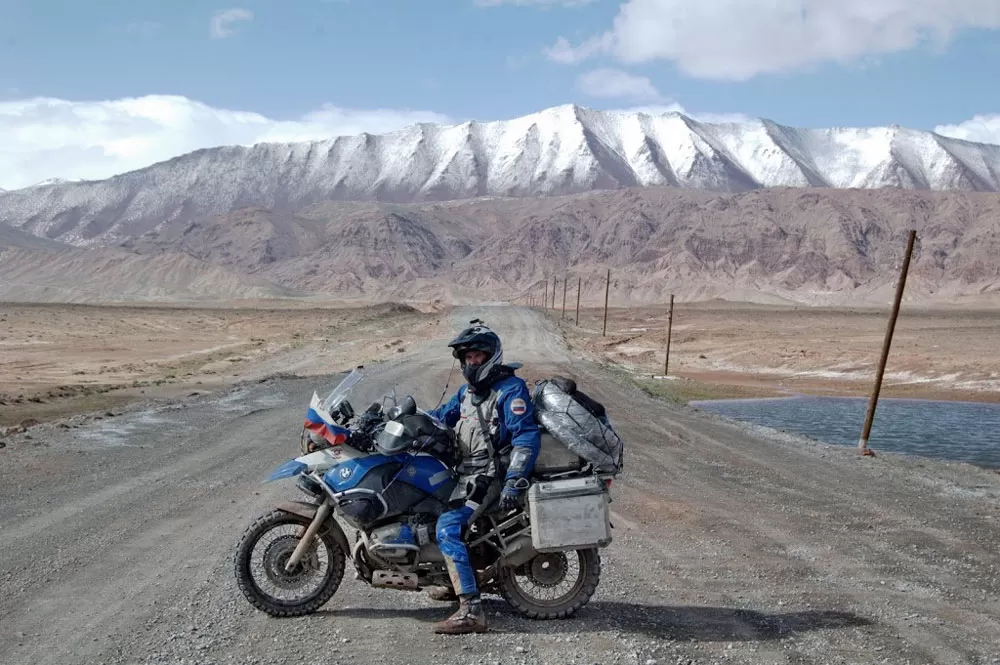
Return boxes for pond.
[690,395,1000,470]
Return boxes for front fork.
[284,498,333,572]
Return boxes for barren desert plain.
[3,298,999,433]
[557,300,1000,404]
[0,300,449,429]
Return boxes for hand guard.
[498,476,530,511]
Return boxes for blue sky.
[2,0,1000,189]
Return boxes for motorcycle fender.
[274,500,350,554]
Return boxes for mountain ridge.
[4,104,1000,248]
[112,185,1000,307]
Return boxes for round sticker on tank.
[510,398,527,416]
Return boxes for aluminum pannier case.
[528,475,612,552]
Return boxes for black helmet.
[448,319,504,389]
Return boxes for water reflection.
[691,395,1000,469]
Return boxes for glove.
[498,477,530,511]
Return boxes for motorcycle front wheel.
[233,509,346,617]
[499,548,601,619]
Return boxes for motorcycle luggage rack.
[467,512,530,553]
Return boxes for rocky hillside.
[0,238,301,304]
[112,186,1000,306]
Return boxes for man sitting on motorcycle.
[426,319,541,634]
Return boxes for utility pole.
[575,277,581,326]
[858,229,918,458]
[543,280,548,310]
[602,269,611,337]
[561,275,568,319]
[552,276,557,309]
[663,294,675,376]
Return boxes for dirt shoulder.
[547,300,1000,404]
[0,301,450,430]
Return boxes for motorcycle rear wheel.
[234,509,346,617]
[499,548,601,619]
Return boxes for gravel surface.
[2,306,999,665]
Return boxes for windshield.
[315,368,446,426]
[320,368,365,413]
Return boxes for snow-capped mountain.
[4,104,1000,246]
[26,178,75,188]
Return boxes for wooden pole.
[543,279,548,309]
[561,275,568,319]
[663,294,675,376]
[602,269,611,337]
[575,277,581,326]
[552,276,557,309]
[858,229,918,457]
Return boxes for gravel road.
[2,306,999,665]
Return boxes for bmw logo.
[339,466,352,479]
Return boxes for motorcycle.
[233,368,614,619]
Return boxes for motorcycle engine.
[367,523,419,563]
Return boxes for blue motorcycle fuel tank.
[323,453,455,496]
[396,454,456,495]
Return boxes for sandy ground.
[0,301,448,428]
[1,305,998,665]
[549,300,1000,404]
[5,300,996,434]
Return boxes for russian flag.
[304,392,351,445]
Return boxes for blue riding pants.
[435,505,477,596]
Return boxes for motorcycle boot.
[432,594,487,634]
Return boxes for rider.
[426,319,541,634]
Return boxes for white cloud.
[210,8,253,39]
[577,68,664,102]
[546,0,1000,80]
[544,35,612,64]
[934,115,1000,145]
[613,103,755,125]
[0,95,453,190]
